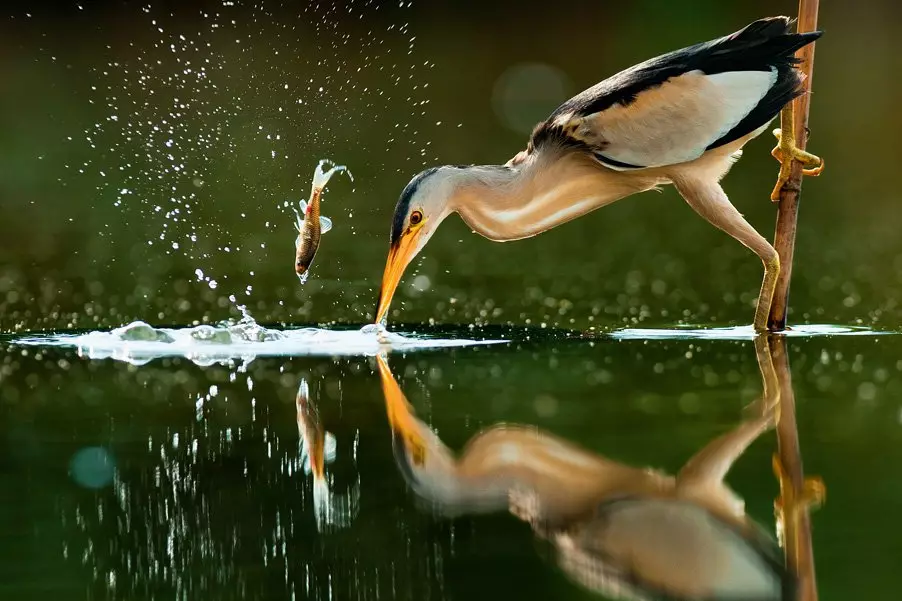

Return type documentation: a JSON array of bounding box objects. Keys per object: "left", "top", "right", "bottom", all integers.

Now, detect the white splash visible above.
[
  {"left": 610, "top": 323, "right": 891, "bottom": 341},
  {"left": 16, "top": 319, "right": 507, "bottom": 366}
]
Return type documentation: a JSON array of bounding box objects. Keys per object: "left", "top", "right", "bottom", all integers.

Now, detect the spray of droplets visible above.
[{"left": 65, "top": 0, "right": 437, "bottom": 325}]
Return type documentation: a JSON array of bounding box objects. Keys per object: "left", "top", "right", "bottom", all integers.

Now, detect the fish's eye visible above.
[{"left": 409, "top": 210, "right": 423, "bottom": 226}]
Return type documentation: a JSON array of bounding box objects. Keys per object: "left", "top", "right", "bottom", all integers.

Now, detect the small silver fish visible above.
[{"left": 293, "top": 159, "right": 349, "bottom": 283}]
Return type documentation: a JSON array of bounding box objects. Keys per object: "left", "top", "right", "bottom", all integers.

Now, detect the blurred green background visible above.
[
  {"left": 3, "top": 3, "right": 902, "bottom": 600},
  {"left": 2, "top": 0, "right": 899, "bottom": 333}
]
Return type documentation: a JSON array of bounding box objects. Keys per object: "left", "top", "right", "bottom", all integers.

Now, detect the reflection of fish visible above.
[
  {"left": 294, "top": 378, "right": 359, "bottom": 531},
  {"left": 375, "top": 353, "right": 790, "bottom": 601},
  {"left": 293, "top": 159, "right": 348, "bottom": 283},
  {"left": 295, "top": 379, "right": 328, "bottom": 482}
]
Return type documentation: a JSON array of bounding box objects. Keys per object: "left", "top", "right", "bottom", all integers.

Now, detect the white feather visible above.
[
  {"left": 705, "top": 69, "right": 777, "bottom": 141},
  {"left": 575, "top": 69, "right": 776, "bottom": 168}
]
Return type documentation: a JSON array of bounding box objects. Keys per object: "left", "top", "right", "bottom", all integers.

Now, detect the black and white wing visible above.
[{"left": 527, "top": 17, "right": 822, "bottom": 170}]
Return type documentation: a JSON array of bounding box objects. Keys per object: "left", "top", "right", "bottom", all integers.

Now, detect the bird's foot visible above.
[
  {"left": 770, "top": 128, "right": 824, "bottom": 201},
  {"left": 772, "top": 453, "right": 825, "bottom": 548},
  {"left": 772, "top": 453, "right": 826, "bottom": 515}
]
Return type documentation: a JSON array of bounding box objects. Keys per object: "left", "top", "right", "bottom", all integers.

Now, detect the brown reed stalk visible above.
[{"left": 767, "top": 0, "right": 821, "bottom": 331}]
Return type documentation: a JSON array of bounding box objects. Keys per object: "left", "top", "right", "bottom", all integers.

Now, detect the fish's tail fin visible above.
[{"left": 311, "top": 159, "right": 351, "bottom": 192}]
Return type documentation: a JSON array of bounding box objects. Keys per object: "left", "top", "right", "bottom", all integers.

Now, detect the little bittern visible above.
[{"left": 375, "top": 17, "right": 823, "bottom": 330}]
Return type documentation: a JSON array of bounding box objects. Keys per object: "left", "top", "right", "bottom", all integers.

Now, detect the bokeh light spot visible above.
[
  {"left": 69, "top": 446, "right": 116, "bottom": 489},
  {"left": 492, "top": 63, "right": 573, "bottom": 135}
]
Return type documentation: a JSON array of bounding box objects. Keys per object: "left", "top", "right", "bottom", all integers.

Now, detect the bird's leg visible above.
[
  {"left": 672, "top": 177, "right": 779, "bottom": 332},
  {"left": 770, "top": 103, "right": 824, "bottom": 201},
  {"left": 754, "top": 254, "right": 781, "bottom": 333},
  {"left": 677, "top": 409, "right": 775, "bottom": 490}
]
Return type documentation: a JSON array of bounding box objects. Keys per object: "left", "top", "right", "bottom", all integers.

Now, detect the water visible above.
[
  {"left": 4, "top": 1, "right": 902, "bottom": 599},
  {"left": 13, "top": 319, "right": 508, "bottom": 365},
  {"left": 610, "top": 323, "right": 890, "bottom": 340},
  {"left": 4, "top": 327, "right": 902, "bottom": 599}
]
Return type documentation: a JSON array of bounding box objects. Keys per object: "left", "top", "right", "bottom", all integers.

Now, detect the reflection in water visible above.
[
  {"left": 49, "top": 340, "right": 828, "bottom": 600},
  {"left": 611, "top": 324, "right": 888, "bottom": 341},
  {"left": 761, "top": 336, "right": 826, "bottom": 601},
  {"left": 377, "top": 353, "right": 792, "bottom": 600},
  {"left": 69, "top": 446, "right": 117, "bottom": 490},
  {"left": 295, "top": 378, "right": 360, "bottom": 531},
  {"left": 60, "top": 366, "right": 373, "bottom": 600}
]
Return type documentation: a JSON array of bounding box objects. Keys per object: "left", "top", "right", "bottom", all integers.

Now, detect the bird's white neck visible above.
[{"left": 449, "top": 152, "right": 661, "bottom": 242}]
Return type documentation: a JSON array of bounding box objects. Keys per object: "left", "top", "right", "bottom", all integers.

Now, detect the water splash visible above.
[
  {"left": 14, "top": 318, "right": 507, "bottom": 366},
  {"left": 610, "top": 323, "right": 892, "bottom": 341},
  {"left": 59, "top": 0, "right": 438, "bottom": 329}
]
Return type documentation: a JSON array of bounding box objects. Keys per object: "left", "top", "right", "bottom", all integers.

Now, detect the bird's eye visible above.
[{"left": 409, "top": 210, "right": 423, "bottom": 226}]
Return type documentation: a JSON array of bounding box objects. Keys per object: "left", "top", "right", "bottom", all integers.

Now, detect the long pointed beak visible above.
[
  {"left": 376, "top": 354, "right": 427, "bottom": 465},
  {"left": 374, "top": 233, "right": 418, "bottom": 324},
  {"left": 376, "top": 354, "right": 409, "bottom": 431}
]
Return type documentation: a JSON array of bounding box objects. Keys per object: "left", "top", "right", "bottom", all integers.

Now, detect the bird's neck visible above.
[{"left": 451, "top": 153, "right": 659, "bottom": 242}]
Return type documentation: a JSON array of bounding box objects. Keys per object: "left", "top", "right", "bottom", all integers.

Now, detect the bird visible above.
[
  {"left": 374, "top": 17, "right": 823, "bottom": 331},
  {"left": 375, "top": 353, "right": 797, "bottom": 600}
]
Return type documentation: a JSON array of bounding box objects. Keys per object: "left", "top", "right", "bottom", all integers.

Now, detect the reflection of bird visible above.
[
  {"left": 375, "top": 17, "right": 822, "bottom": 331},
  {"left": 375, "top": 354, "right": 790, "bottom": 600}
]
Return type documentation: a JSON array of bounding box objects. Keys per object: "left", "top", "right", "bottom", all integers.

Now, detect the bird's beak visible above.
[
  {"left": 376, "top": 354, "right": 427, "bottom": 465},
  {"left": 376, "top": 354, "right": 406, "bottom": 429},
  {"left": 374, "top": 230, "right": 420, "bottom": 324}
]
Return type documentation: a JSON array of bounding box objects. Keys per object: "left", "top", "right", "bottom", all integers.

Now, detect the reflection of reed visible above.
[
  {"left": 755, "top": 336, "right": 825, "bottom": 601},
  {"left": 377, "top": 353, "right": 790, "bottom": 600}
]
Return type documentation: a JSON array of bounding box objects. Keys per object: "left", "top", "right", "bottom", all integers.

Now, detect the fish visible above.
[{"left": 293, "top": 159, "right": 349, "bottom": 283}]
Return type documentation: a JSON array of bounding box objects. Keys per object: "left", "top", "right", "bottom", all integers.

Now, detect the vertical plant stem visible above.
[
  {"left": 769, "top": 336, "right": 820, "bottom": 601},
  {"left": 767, "top": 0, "right": 821, "bottom": 331}
]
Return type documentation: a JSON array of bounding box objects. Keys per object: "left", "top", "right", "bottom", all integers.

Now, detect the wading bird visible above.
[
  {"left": 375, "top": 17, "right": 823, "bottom": 330},
  {"left": 375, "top": 353, "right": 798, "bottom": 600}
]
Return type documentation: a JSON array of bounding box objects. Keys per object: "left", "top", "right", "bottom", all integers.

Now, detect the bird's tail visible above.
[{"left": 716, "top": 16, "right": 822, "bottom": 67}]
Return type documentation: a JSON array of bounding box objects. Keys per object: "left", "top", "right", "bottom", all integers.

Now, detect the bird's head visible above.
[{"left": 374, "top": 166, "right": 458, "bottom": 323}]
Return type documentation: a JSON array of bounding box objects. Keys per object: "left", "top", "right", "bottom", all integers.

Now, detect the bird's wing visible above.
[
  {"left": 531, "top": 17, "right": 821, "bottom": 170},
  {"left": 558, "top": 69, "right": 778, "bottom": 169}
]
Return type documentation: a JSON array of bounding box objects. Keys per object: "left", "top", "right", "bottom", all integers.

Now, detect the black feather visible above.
[
  {"left": 390, "top": 167, "right": 439, "bottom": 244},
  {"left": 530, "top": 16, "right": 822, "bottom": 159}
]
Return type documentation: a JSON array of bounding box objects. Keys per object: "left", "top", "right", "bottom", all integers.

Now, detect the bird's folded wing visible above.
[{"left": 557, "top": 69, "right": 776, "bottom": 170}]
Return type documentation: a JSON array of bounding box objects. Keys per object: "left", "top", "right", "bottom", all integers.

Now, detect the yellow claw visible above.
[
  {"left": 772, "top": 453, "right": 826, "bottom": 515},
  {"left": 770, "top": 124, "right": 824, "bottom": 202}
]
